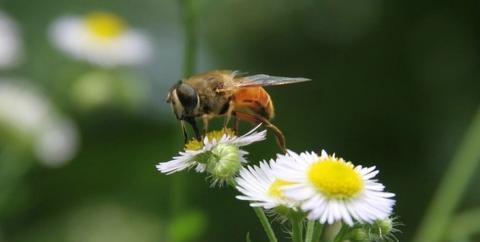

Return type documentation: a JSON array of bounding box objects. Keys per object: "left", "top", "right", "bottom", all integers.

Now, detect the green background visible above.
[{"left": 0, "top": 0, "right": 479, "bottom": 241}]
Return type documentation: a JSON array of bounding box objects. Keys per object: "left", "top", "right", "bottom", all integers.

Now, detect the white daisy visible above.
[
  {"left": 0, "top": 80, "right": 79, "bottom": 166},
  {"left": 276, "top": 150, "right": 395, "bottom": 226},
  {"left": 235, "top": 159, "right": 297, "bottom": 209},
  {"left": 49, "top": 11, "right": 152, "bottom": 67},
  {"left": 156, "top": 125, "right": 266, "bottom": 175},
  {"left": 0, "top": 11, "right": 21, "bottom": 69}
]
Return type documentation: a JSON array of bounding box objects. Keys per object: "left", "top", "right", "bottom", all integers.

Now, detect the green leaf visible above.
[{"left": 448, "top": 207, "right": 480, "bottom": 240}]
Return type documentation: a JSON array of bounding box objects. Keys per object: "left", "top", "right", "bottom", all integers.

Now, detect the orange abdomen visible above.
[{"left": 232, "top": 87, "right": 274, "bottom": 119}]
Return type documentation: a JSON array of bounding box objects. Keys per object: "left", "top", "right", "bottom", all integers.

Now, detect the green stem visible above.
[
  {"left": 171, "top": 0, "right": 198, "bottom": 216},
  {"left": 228, "top": 182, "right": 277, "bottom": 242},
  {"left": 253, "top": 207, "right": 278, "bottom": 242},
  {"left": 312, "top": 222, "right": 324, "bottom": 242},
  {"left": 333, "top": 224, "right": 348, "bottom": 242},
  {"left": 305, "top": 220, "right": 315, "bottom": 242},
  {"left": 292, "top": 217, "right": 303, "bottom": 242},
  {"left": 448, "top": 207, "right": 480, "bottom": 240},
  {"left": 181, "top": 0, "right": 197, "bottom": 77},
  {"left": 414, "top": 108, "right": 480, "bottom": 242}
]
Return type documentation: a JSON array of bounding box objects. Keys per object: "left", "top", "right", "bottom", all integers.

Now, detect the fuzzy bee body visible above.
[
  {"left": 166, "top": 70, "right": 309, "bottom": 152},
  {"left": 183, "top": 70, "right": 235, "bottom": 117}
]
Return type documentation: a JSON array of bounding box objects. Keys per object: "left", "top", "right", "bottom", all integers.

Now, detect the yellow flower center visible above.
[
  {"left": 307, "top": 158, "right": 364, "bottom": 199},
  {"left": 184, "top": 128, "right": 236, "bottom": 151},
  {"left": 268, "top": 179, "right": 295, "bottom": 199},
  {"left": 85, "top": 12, "right": 126, "bottom": 39}
]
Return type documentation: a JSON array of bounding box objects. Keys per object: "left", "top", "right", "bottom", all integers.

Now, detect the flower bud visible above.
[
  {"left": 368, "top": 218, "right": 394, "bottom": 237},
  {"left": 71, "top": 71, "right": 145, "bottom": 110},
  {"left": 372, "top": 218, "right": 393, "bottom": 235},
  {"left": 348, "top": 228, "right": 369, "bottom": 242},
  {"left": 205, "top": 143, "right": 241, "bottom": 184},
  {"left": 273, "top": 205, "right": 304, "bottom": 223},
  {"left": 347, "top": 217, "right": 399, "bottom": 242}
]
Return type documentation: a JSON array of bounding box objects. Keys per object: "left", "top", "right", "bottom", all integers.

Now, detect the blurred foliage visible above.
[
  {"left": 167, "top": 210, "right": 207, "bottom": 242},
  {"left": 0, "top": 0, "right": 479, "bottom": 241}
]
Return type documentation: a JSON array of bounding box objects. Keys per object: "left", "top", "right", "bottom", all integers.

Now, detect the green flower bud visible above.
[
  {"left": 348, "top": 217, "right": 399, "bottom": 242},
  {"left": 205, "top": 143, "right": 241, "bottom": 184},
  {"left": 348, "top": 228, "right": 369, "bottom": 242},
  {"left": 71, "top": 72, "right": 114, "bottom": 109},
  {"left": 379, "top": 219, "right": 393, "bottom": 235},
  {"left": 369, "top": 218, "right": 394, "bottom": 237},
  {"left": 271, "top": 206, "right": 305, "bottom": 223},
  {"left": 71, "top": 71, "right": 145, "bottom": 110}
]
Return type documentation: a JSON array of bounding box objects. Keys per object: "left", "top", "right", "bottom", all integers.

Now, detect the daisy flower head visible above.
[
  {"left": 276, "top": 150, "right": 395, "bottom": 226},
  {"left": 0, "top": 11, "right": 21, "bottom": 69},
  {"left": 49, "top": 11, "right": 152, "bottom": 67},
  {"left": 235, "top": 158, "right": 298, "bottom": 211},
  {"left": 156, "top": 125, "right": 266, "bottom": 184}
]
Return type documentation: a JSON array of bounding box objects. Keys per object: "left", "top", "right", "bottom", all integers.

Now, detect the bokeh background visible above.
[{"left": 0, "top": 0, "right": 479, "bottom": 241}]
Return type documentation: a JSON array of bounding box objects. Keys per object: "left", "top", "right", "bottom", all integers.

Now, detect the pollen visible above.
[
  {"left": 307, "top": 157, "right": 364, "bottom": 199},
  {"left": 85, "top": 12, "right": 126, "bottom": 39},
  {"left": 206, "top": 128, "right": 236, "bottom": 141},
  {"left": 184, "top": 128, "right": 236, "bottom": 151},
  {"left": 185, "top": 139, "right": 203, "bottom": 151},
  {"left": 268, "top": 179, "right": 295, "bottom": 199}
]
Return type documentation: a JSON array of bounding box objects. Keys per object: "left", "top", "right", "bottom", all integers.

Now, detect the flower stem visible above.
[
  {"left": 414, "top": 108, "right": 480, "bottom": 242},
  {"left": 310, "top": 222, "right": 324, "bottom": 242},
  {"left": 333, "top": 224, "right": 348, "bottom": 242},
  {"left": 229, "top": 181, "right": 277, "bottom": 242},
  {"left": 292, "top": 217, "right": 303, "bottom": 242},
  {"left": 181, "top": 0, "right": 197, "bottom": 77},
  {"left": 171, "top": 0, "right": 198, "bottom": 216},
  {"left": 305, "top": 220, "right": 315, "bottom": 242},
  {"left": 448, "top": 207, "right": 480, "bottom": 240},
  {"left": 253, "top": 207, "right": 278, "bottom": 242}
]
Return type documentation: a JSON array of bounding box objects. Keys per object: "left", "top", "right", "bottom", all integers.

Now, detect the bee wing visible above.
[{"left": 230, "top": 74, "right": 311, "bottom": 89}]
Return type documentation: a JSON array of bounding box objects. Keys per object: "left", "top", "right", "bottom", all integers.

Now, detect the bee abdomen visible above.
[{"left": 232, "top": 87, "right": 274, "bottom": 120}]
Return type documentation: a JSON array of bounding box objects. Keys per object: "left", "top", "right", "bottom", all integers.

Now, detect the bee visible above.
[{"left": 166, "top": 70, "right": 310, "bottom": 152}]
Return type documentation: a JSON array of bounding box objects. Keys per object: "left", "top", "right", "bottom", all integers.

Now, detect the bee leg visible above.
[
  {"left": 223, "top": 100, "right": 235, "bottom": 131},
  {"left": 232, "top": 112, "right": 239, "bottom": 134},
  {"left": 262, "top": 119, "right": 287, "bottom": 154},
  {"left": 235, "top": 111, "right": 287, "bottom": 154},
  {"left": 181, "top": 121, "right": 189, "bottom": 144},
  {"left": 202, "top": 115, "right": 209, "bottom": 136},
  {"left": 185, "top": 117, "right": 201, "bottom": 141}
]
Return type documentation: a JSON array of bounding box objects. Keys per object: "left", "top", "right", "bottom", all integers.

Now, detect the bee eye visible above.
[{"left": 176, "top": 83, "right": 198, "bottom": 114}]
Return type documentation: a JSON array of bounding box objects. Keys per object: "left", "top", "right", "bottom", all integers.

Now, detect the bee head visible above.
[{"left": 167, "top": 81, "right": 200, "bottom": 120}]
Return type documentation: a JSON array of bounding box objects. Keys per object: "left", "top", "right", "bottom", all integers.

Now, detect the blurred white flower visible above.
[
  {"left": 49, "top": 11, "right": 152, "bottom": 67},
  {"left": 0, "top": 80, "right": 79, "bottom": 166},
  {"left": 0, "top": 81, "right": 49, "bottom": 134},
  {"left": 276, "top": 150, "right": 395, "bottom": 226},
  {"left": 34, "top": 119, "right": 79, "bottom": 167},
  {"left": 0, "top": 11, "right": 21, "bottom": 69}
]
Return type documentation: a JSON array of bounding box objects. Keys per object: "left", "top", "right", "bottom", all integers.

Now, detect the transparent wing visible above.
[{"left": 232, "top": 74, "right": 311, "bottom": 88}]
